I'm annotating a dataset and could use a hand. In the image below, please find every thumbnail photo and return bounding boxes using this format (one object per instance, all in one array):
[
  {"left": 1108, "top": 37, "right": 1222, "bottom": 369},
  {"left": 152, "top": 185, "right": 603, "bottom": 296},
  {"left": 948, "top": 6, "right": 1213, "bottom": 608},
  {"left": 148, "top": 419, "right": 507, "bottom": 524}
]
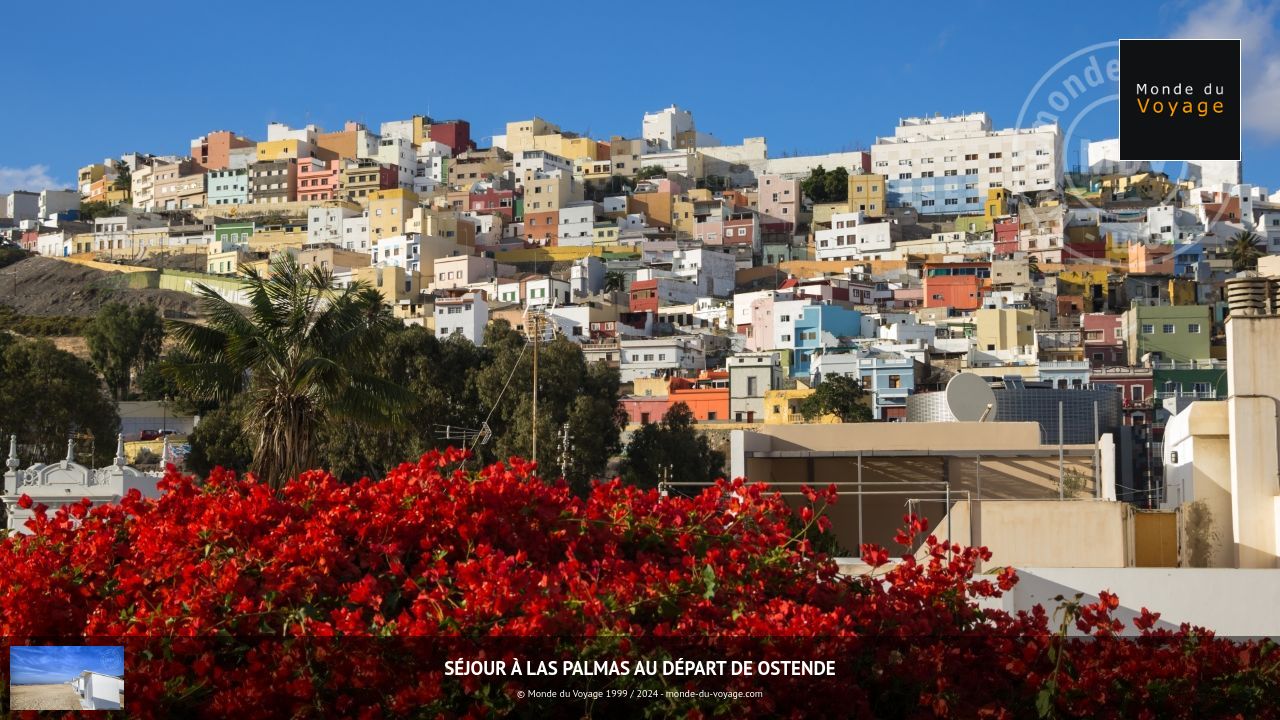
[{"left": 9, "top": 646, "right": 125, "bottom": 711}]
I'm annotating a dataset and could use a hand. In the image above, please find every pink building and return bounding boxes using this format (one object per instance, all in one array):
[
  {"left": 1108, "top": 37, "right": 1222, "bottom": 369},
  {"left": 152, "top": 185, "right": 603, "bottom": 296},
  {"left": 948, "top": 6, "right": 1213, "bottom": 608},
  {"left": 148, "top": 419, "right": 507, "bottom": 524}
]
[
  {"left": 1082, "top": 313, "right": 1126, "bottom": 367},
  {"left": 297, "top": 159, "right": 339, "bottom": 202},
  {"left": 757, "top": 174, "right": 800, "bottom": 232},
  {"left": 745, "top": 296, "right": 776, "bottom": 351},
  {"left": 1128, "top": 242, "right": 1175, "bottom": 274}
]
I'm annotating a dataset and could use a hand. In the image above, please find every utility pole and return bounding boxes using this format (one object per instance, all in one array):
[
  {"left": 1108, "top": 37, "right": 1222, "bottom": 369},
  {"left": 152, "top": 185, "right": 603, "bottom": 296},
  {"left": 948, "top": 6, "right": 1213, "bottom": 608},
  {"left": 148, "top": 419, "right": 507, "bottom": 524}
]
[
  {"left": 530, "top": 309, "right": 540, "bottom": 467},
  {"left": 559, "top": 422, "right": 571, "bottom": 479}
]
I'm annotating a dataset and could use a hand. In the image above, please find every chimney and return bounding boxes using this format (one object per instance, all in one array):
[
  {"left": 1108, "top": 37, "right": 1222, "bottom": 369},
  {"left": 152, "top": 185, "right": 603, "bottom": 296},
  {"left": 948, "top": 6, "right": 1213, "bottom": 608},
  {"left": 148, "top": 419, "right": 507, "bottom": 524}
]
[{"left": 1224, "top": 274, "right": 1276, "bottom": 317}]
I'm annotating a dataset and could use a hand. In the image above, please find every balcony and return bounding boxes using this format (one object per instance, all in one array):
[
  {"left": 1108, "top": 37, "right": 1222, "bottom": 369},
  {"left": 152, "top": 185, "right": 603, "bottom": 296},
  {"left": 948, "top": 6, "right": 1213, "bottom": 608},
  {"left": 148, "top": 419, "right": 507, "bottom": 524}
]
[
  {"left": 1151, "top": 359, "right": 1225, "bottom": 371},
  {"left": 1153, "top": 388, "right": 1219, "bottom": 400}
]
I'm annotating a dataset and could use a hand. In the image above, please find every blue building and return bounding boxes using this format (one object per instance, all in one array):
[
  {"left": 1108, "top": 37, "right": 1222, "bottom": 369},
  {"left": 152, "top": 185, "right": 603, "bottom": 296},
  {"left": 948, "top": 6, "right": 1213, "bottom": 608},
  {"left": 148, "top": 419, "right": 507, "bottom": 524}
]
[
  {"left": 885, "top": 173, "right": 983, "bottom": 214},
  {"left": 810, "top": 350, "right": 918, "bottom": 420},
  {"left": 792, "top": 304, "right": 863, "bottom": 377}
]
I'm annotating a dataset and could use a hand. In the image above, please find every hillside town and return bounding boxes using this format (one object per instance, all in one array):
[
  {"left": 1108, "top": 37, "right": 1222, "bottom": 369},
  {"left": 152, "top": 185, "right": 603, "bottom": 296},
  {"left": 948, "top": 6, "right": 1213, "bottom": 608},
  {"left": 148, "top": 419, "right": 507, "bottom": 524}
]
[{"left": 3, "top": 104, "right": 1280, "bottom": 582}]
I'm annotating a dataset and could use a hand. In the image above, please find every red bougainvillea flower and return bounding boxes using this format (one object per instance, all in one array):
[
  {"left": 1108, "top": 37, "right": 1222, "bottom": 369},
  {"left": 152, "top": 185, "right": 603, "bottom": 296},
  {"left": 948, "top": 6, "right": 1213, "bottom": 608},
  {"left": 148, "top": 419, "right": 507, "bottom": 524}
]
[{"left": 0, "top": 449, "right": 1274, "bottom": 719}]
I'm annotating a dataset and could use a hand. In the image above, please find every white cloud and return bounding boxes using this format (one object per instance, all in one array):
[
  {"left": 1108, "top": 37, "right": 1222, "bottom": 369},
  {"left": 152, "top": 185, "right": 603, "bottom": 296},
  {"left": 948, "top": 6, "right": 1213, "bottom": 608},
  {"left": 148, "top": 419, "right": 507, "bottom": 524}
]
[
  {"left": 1172, "top": 0, "right": 1280, "bottom": 140},
  {"left": 0, "top": 164, "right": 66, "bottom": 194}
]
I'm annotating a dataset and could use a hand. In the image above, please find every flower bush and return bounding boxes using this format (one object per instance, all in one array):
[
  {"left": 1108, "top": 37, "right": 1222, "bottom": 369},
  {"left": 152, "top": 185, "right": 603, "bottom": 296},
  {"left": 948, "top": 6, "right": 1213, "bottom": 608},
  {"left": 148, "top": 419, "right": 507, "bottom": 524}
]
[{"left": 0, "top": 449, "right": 1276, "bottom": 718}]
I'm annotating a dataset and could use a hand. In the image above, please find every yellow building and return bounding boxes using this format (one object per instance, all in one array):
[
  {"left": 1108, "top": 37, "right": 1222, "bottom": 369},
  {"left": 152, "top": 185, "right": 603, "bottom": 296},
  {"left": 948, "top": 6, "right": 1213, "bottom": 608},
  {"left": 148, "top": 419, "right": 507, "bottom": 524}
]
[
  {"left": 504, "top": 118, "right": 562, "bottom": 156},
  {"left": 763, "top": 384, "right": 840, "bottom": 425},
  {"left": 984, "top": 188, "right": 1012, "bottom": 220},
  {"left": 354, "top": 264, "right": 424, "bottom": 306},
  {"left": 593, "top": 223, "right": 620, "bottom": 245},
  {"left": 846, "top": 173, "right": 886, "bottom": 217},
  {"left": 368, "top": 188, "right": 419, "bottom": 241},
  {"left": 256, "top": 139, "right": 312, "bottom": 162},
  {"left": 1099, "top": 172, "right": 1174, "bottom": 202},
  {"left": 974, "top": 308, "right": 1043, "bottom": 352},
  {"left": 1056, "top": 267, "right": 1110, "bottom": 296},
  {"left": 248, "top": 223, "right": 308, "bottom": 254},
  {"left": 78, "top": 163, "right": 109, "bottom": 196}
]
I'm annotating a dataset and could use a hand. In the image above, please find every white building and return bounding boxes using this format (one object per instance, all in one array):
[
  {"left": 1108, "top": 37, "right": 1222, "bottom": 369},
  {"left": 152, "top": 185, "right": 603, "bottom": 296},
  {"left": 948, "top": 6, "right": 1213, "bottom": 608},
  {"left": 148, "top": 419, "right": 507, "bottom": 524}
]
[
  {"left": 73, "top": 671, "right": 124, "bottom": 710},
  {"left": 1085, "top": 139, "right": 1150, "bottom": 176},
  {"left": 308, "top": 204, "right": 361, "bottom": 246},
  {"left": 434, "top": 292, "right": 489, "bottom": 344},
  {"left": 814, "top": 215, "right": 899, "bottom": 261},
  {"left": 432, "top": 254, "right": 498, "bottom": 291},
  {"left": 1, "top": 435, "right": 161, "bottom": 534},
  {"left": 557, "top": 202, "right": 597, "bottom": 246},
  {"left": 38, "top": 189, "right": 80, "bottom": 219},
  {"left": 642, "top": 105, "right": 697, "bottom": 151},
  {"left": 619, "top": 335, "right": 707, "bottom": 382},
  {"left": 762, "top": 151, "right": 870, "bottom": 180},
  {"left": 92, "top": 213, "right": 166, "bottom": 253},
  {"left": 871, "top": 113, "right": 1061, "bottom": 215},
  {"left": 728, "top": 351, "right": 783, "bottom": 423},
  {"left": 671, "top": 247, "right": 736, "bottom": 298},
  {"left": 4, "top": 191, "right": 38, "bottom": 222},
  {"left": 341, "top": 212, "right": 371, "bottom": 253},
  {"left": 374, "top": 234, "right": 431, "bottom": 272},
  {"left": 369, "top": 136, "right": 417, "bottom": 189}
]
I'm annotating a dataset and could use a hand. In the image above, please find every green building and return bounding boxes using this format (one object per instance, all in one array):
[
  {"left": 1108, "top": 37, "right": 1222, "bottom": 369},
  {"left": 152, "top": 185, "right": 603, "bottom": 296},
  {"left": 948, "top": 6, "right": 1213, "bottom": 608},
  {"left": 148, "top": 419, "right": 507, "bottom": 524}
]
[
  {"left": 213, "top": 221, "right": 254, "bottom": 248},
  {"left": 1123, "top": 305, "right": 1212, "bottom": 365}
]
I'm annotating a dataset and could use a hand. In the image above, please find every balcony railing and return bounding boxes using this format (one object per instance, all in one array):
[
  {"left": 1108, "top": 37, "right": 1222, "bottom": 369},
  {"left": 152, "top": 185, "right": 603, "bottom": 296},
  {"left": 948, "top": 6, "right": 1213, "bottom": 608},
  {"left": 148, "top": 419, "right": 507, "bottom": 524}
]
[
  {"left": 1153, "top": 389, "right": 1218, "bottom": 400},
  {"left": 1151, "top": 359, "right": 1225, "bottom": 370}
]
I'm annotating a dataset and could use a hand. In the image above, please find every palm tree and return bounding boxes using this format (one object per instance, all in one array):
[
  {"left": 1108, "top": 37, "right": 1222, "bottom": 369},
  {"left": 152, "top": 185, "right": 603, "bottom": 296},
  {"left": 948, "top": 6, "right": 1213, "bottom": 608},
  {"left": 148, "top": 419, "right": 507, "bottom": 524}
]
[
  {"left": 165, "top": 254, "right": 409, "bottom": 488},
  {"left": 1227, "top": 230, "right": 1265, "bottom": 271}
]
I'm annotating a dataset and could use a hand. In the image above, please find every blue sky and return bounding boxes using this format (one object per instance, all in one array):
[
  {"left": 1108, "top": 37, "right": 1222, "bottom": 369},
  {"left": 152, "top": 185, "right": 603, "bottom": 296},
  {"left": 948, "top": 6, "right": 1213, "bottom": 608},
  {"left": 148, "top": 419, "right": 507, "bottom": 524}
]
[
  {"left": 2, "top": 0, "right": 1278, "bottom": 193},
  {"left": 10, "top": 646, "right": 124, "bottom": 684}
]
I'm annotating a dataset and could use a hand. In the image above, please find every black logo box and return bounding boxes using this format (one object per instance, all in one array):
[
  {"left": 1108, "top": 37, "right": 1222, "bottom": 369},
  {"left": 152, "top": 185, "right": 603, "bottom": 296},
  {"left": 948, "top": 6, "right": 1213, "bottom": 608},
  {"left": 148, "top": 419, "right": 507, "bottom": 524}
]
[{"left": 1119, "top": 39, "right": 1241, "bottom": 161}]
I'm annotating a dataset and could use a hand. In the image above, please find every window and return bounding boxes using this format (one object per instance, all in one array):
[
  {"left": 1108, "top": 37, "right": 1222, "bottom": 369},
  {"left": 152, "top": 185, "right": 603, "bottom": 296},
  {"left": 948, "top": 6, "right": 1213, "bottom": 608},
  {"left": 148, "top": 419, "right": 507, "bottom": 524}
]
[
  {"left": 964, "top": 154, "right": 978, "bottom": 161},
  {"left": 1194, "top": 382, "right": 1211, "bottom": 395},
  {"left": 944, "top": 169, "right": 957, "bottom": 176},
  {"left": 988, "top": 152, "right": 1002, "bottom": 159},
  {"left": 1162, "top": 324, "right": 1175, "bottom": 334},
  {"left": 888, "top": 375, "right": 901, "bottom": 388},
  {"left": 989, "top": 167, "right": 1002, "bottom": 174},
  {"left": 707, "top": 412, "right": 717, "bottom": 421},
  {"left": 1114, "top": 327, "right": 1124, "bottom": 339},
  {"left": 1188, "top": 323, "right": 1202, "bottom": 333},
  {"left": 944, "top": 198, "right": 958, "bottom": 205},
  {"left": 898, "top": 173, "right": 911, "bottom": 180},
  {"left": 1132, "top": 386, "right": 1144, "bottom": 402},
  {"left": 921, "top": 199, "right": 935, "bottom": 207},
  {"left": 1141, "top": 324, "right": 1154, "bottom": 334},
  {"left": 920, "top": 171, "right": 934, "bottom": 178},
  {"left": 965, "top": 168, "right": 978, "bottom": 175}
]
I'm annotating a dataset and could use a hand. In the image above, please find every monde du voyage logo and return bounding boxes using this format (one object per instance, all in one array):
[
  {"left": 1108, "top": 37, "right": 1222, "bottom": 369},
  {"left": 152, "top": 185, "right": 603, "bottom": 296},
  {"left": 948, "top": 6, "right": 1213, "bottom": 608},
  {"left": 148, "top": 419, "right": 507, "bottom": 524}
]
[{"left": 1120, "top": 39, "right": 1241, "bottom": 161}]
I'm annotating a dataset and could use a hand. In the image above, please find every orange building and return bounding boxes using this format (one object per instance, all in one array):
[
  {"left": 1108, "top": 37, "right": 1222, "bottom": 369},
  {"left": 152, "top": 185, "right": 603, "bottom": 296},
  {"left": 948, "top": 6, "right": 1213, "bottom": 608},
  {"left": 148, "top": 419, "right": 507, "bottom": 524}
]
[
  {"left": 1128, "top": 242, "right": 1176, "bottom": 274},
  {"left": 524, "top": 210, "right": 559, "bottom": 245},
  {"left": 191, "top": 130, "right": 255, "bottom": 170},
  {"left": 922, "top": 261, "right": 990, "bottom": 310}
]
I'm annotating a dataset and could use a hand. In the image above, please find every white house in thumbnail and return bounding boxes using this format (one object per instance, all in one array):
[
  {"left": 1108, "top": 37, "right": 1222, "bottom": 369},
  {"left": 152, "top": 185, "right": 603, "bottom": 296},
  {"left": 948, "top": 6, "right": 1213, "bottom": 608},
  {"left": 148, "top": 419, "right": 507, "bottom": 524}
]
[
  {"left": 434, "top": 291, "right": 489, "bottom": 344},
  {"left": 73, "top": 670, "right": 124, "bottom": 710},
  {"left": 1, "top": 435, "right": 160, "bottom": 533}
]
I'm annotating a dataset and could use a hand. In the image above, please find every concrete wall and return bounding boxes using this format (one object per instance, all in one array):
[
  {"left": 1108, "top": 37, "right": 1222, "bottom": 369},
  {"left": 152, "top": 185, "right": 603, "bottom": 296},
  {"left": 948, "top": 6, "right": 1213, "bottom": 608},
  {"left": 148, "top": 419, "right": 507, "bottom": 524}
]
[
  {"left": 991, "top": 567, "right": 1280, "bottom": 636},
  {"left": 1226, "top": 314, "right": 1280, "bottom": 567},
  {"left": 932, "top": 499, "right": 1135, "bottom": 568},
  {"left": 1162, "top": 401, "right": 1234, "bottom": 567}
]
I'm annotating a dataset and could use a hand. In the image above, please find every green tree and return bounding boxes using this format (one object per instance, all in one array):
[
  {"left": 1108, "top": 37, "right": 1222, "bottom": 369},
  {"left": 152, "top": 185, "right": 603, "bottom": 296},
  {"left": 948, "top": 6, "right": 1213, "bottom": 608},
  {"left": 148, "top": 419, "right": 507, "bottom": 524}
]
[
  {"left": 165, "top": 254, "right": 409, "bottom": 488},
  {"left": 635, "top": 165, "right": 668, "bottom": 181},
  {"left": 471, "top": 320, "right": 624, "bottom": 493},
  {"left": 620, "top": 402, "right": 724, "bottom": 490},
  {"left": 85, "top": 302, "right": 165, "bottom": 400},
  {"left": 319, "top": 326, "right": 485, "bottom": 481},
  {"left": 1227, "top": 230, "right": 1265, "bottom": 271},
  {"left": 801, "top": 165, "right": 850, "bottom": 204},
  {"left": 603, "top": 271, "right": 626, "bottom": 294},
  {"left": 77, "top": 201, "right": 119, "bottom": 223},
  {"left": 112, "top": 160, "right": 132, "bottom": 192},
  {"left": 797, "top": 374, "right": 873, "bottom": 423},
  {"left": 0, "top": 333, "right": 119, "bottom": 465},
  {"left": 185, "top": 399, "right": 255, "bottom": 476}
]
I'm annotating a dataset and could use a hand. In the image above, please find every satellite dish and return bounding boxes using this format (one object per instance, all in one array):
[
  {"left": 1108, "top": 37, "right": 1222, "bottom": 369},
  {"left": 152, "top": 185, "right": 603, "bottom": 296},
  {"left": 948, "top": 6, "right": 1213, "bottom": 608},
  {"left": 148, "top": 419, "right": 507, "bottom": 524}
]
[{"left": 945, "top": 373, "right": 997, "bottom": 422}]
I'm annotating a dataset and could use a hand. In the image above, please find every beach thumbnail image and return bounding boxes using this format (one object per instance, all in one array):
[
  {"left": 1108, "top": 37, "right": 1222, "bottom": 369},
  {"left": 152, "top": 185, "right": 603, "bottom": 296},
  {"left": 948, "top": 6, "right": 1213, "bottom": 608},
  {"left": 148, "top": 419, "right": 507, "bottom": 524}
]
[{"left": 9, "top": 645, "right": 125, "bottom": 711}]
